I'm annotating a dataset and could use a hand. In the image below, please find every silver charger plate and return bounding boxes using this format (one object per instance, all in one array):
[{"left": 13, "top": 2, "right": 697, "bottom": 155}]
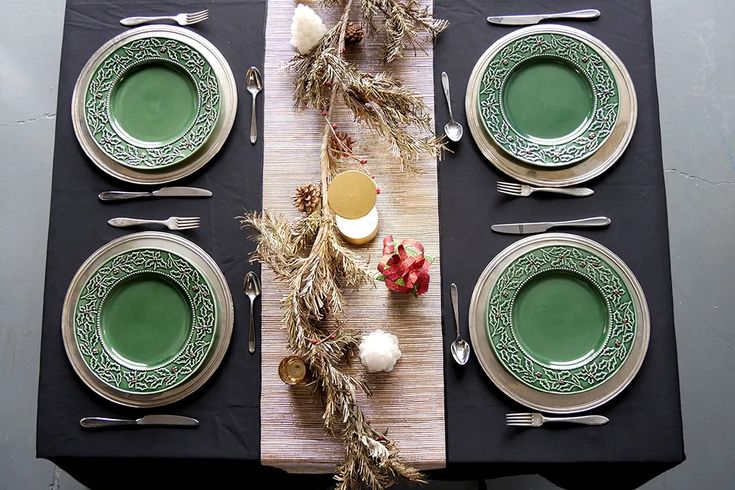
[
  {"left": 468, "top": 233, "right": 650, "bottom": 413},
  {"left": 62, "top": 232, "right": 234, "bottom": 408},
  {"left": 71, "top": 26, "right": 238, "bottom": 185},
  {"left": 465, "top": 25, "right": 638, "bottom": 187}
]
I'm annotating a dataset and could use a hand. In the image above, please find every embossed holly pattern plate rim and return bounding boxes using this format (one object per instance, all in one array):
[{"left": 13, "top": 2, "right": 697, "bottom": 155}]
[
  {"left": 465, "top": 25, "right": 638, "bottom": 187},
  {"left": 71, "top": 26, "right": 237, "bottom": 185},
  {"left": 72, "top": 247, "right": 217, "bottom": 395},
  {"left": 62, "top": 232, "right": 234, "bottom": 408},
  {"left": 83, "top": 36, "right": 221, "bottom": 170},
  {"left": 486, "top": 244, "right": 636, "bottom": 394},
  {"left": 477, "top": 32, "right": 620, "bottom": 167},
  {"left": 468, "top": 233, "right": 649, "bottom": 414}
]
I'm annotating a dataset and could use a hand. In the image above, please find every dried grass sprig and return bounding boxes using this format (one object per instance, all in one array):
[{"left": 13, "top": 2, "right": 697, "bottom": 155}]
[
  {"left": 287, "top": 2, "right": 446, "bottom": 171},
  {"left": 288, "top": 47, "right": 442, "bottom": 171},
  {"left": 361, "top": 0, "right": 448, "bottom": 62},
  {"left": 337, "top": 409, "right": 427, "bottom": 490},
  {"left": 243, "top": 209, "right": 424, "bottom": 489},
  {"left": 317, "top": 0, "right": 448, "bottom": 63}
]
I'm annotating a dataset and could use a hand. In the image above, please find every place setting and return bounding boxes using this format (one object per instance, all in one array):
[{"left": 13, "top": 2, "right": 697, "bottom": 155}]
[
  {"left": 61, "top": 230, "right": 235, "bottom": 414},
  {"left": 467, "top": 232, "right": 649, "bottom": 413},
  {"left": 36, "top": 1, "right": 683, "bottom": 488},
  {"left": 463, "top": 23, "right": 636, "bottom": 187},
  {"left": 58, "top": 7, "right": 262, "bottom": 427},
  {"left": 436, "top": 5, "right": 655, "bottom": 433},
  {"left": 71, "top": 22, "right": 239, "bottom": 184}
]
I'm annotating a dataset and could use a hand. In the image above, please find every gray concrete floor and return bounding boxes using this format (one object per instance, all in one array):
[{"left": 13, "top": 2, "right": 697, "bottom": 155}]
[{"left": 1, "top": 0, "right": 733, "bottom": 489}]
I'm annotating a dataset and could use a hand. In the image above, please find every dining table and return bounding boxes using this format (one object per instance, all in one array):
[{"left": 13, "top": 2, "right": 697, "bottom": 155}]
[{"left": 36, "top": 0, "right": 685, "bottom": 488}]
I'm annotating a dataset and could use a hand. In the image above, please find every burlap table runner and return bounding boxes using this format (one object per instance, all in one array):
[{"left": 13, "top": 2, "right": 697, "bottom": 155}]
[{"left": 260, "top": 0, "right": 446, "bottom": 473}]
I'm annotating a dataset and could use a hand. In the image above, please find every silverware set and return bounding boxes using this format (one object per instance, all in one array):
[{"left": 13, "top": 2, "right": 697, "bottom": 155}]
[
  {"left": 103, "top": 199, "right": 204, "bottom": 231},
  {"left": 101, "top": 186, "right": 210, "bottom": 232}
]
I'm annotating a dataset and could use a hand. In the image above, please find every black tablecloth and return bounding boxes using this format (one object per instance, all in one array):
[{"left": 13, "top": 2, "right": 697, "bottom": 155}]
[{"left": 37, "top": 0, "right": 684, "bottom": 488}]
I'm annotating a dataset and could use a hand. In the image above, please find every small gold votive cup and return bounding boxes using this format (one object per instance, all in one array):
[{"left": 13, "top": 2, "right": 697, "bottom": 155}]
[{"left": 278, "top": 356, "right": 308, "bottom": 386}]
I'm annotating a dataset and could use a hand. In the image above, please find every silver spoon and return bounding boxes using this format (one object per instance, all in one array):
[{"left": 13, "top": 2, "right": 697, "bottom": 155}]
[
  {"left": 246, "top": 66, "right": 263, "bottom": 144},
  {"left": 244, "top": 271, "right": 261, "bottom": 354},
  {"left": 441, "top": 71, "right": 463, "bottom": 142},
  {"left": 450, "top": 283, "right": 470, "bottom": 365}
]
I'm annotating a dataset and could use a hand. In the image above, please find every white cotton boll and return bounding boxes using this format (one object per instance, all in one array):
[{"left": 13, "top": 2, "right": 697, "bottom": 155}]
[
  {"left": 359, "top": 330, "right": 402, "bottom": 373},
  {"left": 290, "top": 4, "right": 328, "bottom": 55}
]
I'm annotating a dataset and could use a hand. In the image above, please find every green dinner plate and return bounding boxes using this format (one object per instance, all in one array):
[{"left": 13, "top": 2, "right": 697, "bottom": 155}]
[
  {"left": 84, "top": 36, "right": 220, "bottom": 170},
  {"left": 478, "top": 32, "right": 620, "bottom": 167},
  {"left": 100, "top": 273, "right": 192, "bottom": 368},
  {"left": 486, "top": 244, "right": 636, "bottom": 394},
  {"left": 73, "top": 248, "right": 217, "bottom": 394}
]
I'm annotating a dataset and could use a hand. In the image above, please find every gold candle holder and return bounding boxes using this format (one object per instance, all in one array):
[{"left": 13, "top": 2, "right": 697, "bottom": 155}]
[
  {"left": 278, "top": 356, "right": 308, "bottom": 386},
  {"left": 327, "top": 170, "right": 377, "bottom": 219},
  {"left": 335, "top": 206, "right": 380, "bottom": 245}
]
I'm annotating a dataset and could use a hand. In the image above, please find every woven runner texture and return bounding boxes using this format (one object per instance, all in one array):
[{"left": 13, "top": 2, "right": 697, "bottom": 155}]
[{"left": 260, "top": 0, "right": 446, "bottom": 473}]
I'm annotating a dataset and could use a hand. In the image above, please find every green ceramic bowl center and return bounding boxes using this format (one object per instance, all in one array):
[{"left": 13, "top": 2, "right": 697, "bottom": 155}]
[
  {"left": 109, "top": 61, "right": 198, "bottom": 145},
  {"left": 100, "top": 273, "right": 192, "bottom": 368},
  {"left": 502, "top": 57, "right": 594, "bottom": 141},
  {"left": 512, "top": 271, "right": 609, "bottom": 368}
]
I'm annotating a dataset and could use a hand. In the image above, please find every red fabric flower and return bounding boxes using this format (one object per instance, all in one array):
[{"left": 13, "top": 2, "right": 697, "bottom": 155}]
[{"left": 377, "top": 235, "right": 432, "bottom": 296}]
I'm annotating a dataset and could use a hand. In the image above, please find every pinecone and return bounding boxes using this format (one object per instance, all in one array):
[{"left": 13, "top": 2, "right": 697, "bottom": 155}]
[
  {"left": 344, "top": 22, "right": 364, "bottom": 45},
  {"left": 330, "top": 130, "right": 355, "bottom": 157},
  {"left": 293, "top": 183, "right": 322, "bottom": 215}
]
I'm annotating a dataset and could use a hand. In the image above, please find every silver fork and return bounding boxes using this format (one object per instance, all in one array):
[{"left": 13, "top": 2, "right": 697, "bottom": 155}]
[
  {"left": 120, "top": 9, "right": 209, "bottom": 27},
  {"left": 108, "top": 217, "right": 200, "bottom": 231},
  {"left": 497, "top": 181, "right": 594, "bottom": 197},
  {"left": 506, "top": 413, "right": 609, "bottom": 427}
]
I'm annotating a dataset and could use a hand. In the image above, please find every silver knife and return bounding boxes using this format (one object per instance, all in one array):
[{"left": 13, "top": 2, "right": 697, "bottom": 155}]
[
  {"left": 80, "top": 415, "right": 199, "bottom": 429},
  {"left": 491, "top": 216, "right": 611, "bottom": 235},
  {"left": 98, "top": 187, "right": 212, "bottom": 201},
  {"left": 487, "top": 9, "right": 601, "bottom": 26}
]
